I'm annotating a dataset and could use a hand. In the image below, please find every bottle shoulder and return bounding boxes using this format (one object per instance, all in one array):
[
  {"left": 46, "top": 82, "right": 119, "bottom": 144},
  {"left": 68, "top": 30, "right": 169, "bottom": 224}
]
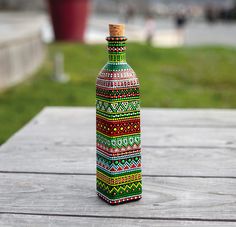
[
  {"left": 97, "top": 62, "right": 137, "bottom": 80},
  {"left": 102, "top": 62, "right": 134, "bottom": 71},
  {"left": 96, "top": 62, "right": 140, "bottom": 97}
]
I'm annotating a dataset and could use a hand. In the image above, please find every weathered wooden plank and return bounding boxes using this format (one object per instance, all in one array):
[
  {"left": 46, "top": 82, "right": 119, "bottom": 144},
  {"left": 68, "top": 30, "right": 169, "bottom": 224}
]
[
  {"left": 30, "top": 107, "right": 236, "bottom": 127},
  {"left": 10, "top": 126, "right": 236, "bottom": 148},
  {"left": 1, "top": 107, "right": 236, "bottom": 224},
  {"left": 9, "top": 125, "right": 236, "bottom": 147},
  {"left": 0, "top": 144, "right": 236, "bottom": 177},
  {"left": 0, "top": 214, "right": 235, "bottom": 227},
  {"left": 0, "top": 173, "right": 236, "bottom": 220},
  {"left": 5, "top": 108, "right": 236, "bottom": 148},
  {"left": 143, "top": 108, "right": 236, "bottom": 128}
]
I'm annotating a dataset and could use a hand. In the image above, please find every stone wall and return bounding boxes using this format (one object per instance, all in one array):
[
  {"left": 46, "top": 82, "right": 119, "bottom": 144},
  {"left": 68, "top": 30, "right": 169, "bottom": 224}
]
[
  {"left": 0, "top": 13, "right": 45, "bottom": 90},
  {"left": 0, "top": 33, "right": 45, "bottom": 90}
]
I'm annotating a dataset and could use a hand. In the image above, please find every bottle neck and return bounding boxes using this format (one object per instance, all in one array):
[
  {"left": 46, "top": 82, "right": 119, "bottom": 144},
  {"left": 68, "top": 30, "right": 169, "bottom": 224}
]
[{"left": 106, "top": 37, "right": 127, "bottom": 63}]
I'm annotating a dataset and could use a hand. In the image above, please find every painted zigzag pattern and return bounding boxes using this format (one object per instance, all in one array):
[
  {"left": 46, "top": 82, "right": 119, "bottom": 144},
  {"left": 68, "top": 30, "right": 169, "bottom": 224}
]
[
  {"left": 96, "top": 35, "right": 142, "bottom": 205},
  {"left": 96, "top": 99, "right": 140, "bottom": 113},
  {"left": 97, "top": 151, "right": 141, "bottom": 174},
  {"left": 97, "top": 179, "right": 142, "bottom": 196}
]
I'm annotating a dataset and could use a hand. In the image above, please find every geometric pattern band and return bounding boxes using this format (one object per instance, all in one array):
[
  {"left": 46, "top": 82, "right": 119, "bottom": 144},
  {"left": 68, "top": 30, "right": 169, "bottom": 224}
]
[
  {"left": 97, "top": 179, "right": 142, "bottom": 202},
  {"left": 96, "top": 99, "right": 140, "bottom": 113},
  {"left": 96, "top": 35, "right": 142, "bottom": 205},
  {"left": 97, "top": 150, "right": 141, "bottom": 174},
  {"left": 96, "top": 78, "right": 139, "bottom": 89},
  {"left": 97, "top": 170, "right": 142, "bottom": 186},
  {"left": 96, "top": 109, "right": 140, "bottom": 120},
  {"left": 96, "top": 87, "right": 140, "bottom": 99},
  {"left": 96, "top": 132, "right": 141, "bottom": 153},
  {"left": 96, "top": 117, "right": 140, "bottom": 136}
]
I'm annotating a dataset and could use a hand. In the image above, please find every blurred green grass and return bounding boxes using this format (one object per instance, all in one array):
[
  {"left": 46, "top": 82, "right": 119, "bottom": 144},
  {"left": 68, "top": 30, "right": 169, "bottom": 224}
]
[{"left": 0, "top": 43, "right": 236, "bottom": 144}]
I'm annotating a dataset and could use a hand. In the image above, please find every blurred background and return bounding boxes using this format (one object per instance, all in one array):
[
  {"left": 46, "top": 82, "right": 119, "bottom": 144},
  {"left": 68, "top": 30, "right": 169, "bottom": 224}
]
[{"left": 0, "top": 0, "right": 236, "bottom": 144}]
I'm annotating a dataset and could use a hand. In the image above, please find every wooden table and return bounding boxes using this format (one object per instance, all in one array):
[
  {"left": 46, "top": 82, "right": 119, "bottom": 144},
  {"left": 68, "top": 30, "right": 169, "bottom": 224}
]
[{"left": 0, "top": 107, "right": 236, "bottom": 226}]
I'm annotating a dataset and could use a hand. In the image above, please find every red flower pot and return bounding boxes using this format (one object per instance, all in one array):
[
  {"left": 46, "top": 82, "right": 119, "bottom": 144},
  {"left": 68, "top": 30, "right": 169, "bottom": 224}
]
[{"left": 47, "top": 0, "right": 90, "bottom": 42}]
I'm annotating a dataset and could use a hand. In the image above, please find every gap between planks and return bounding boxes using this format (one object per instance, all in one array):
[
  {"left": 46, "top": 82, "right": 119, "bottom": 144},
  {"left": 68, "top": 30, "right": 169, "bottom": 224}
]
[
  {"left": 0, "top": 171, "right": 236, "bottom": 179},
  {"left": 1, "top": 212, "right": 236, "bottom": 223}
]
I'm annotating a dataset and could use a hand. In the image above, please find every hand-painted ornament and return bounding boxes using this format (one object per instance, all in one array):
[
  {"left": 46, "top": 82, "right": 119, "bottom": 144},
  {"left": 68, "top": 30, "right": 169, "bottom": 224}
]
[{"left": 96, "top": 24, "right": 142, "bottom": 205}]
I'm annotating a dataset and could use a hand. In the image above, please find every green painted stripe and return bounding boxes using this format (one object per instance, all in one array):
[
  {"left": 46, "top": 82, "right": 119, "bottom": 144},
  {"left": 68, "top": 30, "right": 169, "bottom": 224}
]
[
  {"left": 96, "top": 131, "right": 140, "bottom": 140},
  {"left": 97, "top": 150, "right": 141, "bottom": 161},
  {"left": 108, "top": 43, "right": 126, "bottom": 47},
  {"left": 97, "top": 187, "right": 142, "bottom": 200},
  {"left": 96, "top": 111, "right": 140, "bottom": 120},
  {"left": 103, "top": 63, "right": 131, "bottom": 71},
  {"left": 96, "top": 107, "right": 140, "bottom": 115},
  {"left": 97, "top": 179, "right": 142, "bottom": 199},
  {"left": 108, "top": 53, "right": 126, "bottom": 62},
  {"left": 96, "top": 96, "right": 139, "bottom": 103},
  {"left": 96, "top": 87, "right": 140, "bottom": 94},
  {"left": 96, "top": 131, "right": 141, "bottom": 147},
  {"left": 96, "top": 97, "right": 139, "bottom": 103}
]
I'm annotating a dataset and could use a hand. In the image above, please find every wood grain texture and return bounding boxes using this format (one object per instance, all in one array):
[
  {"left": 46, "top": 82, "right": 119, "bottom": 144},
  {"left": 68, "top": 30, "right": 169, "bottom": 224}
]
[
  {"left": 0, "top": 173, "right": 236, "bottom": 221},
  {"left": 4, "top": 107, "right": 236, "bottom": 148},
  {"left": 0, "top": 144, "right": 236, "bottom": 177},
  {"left": 30, "top": 107, "right": 236, "bottom": 127},
  {"left": 1, "top": 107, "right": 236, "bottom": 225},
  {"left": 1, "top": 214, "right": 236, "bottom": 227}
]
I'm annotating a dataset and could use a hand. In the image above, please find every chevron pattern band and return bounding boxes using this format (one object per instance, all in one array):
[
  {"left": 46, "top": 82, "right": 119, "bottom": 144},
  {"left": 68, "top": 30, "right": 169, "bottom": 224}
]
[{"left": 96, "top": 34, "right": 142, "bottom": 205}]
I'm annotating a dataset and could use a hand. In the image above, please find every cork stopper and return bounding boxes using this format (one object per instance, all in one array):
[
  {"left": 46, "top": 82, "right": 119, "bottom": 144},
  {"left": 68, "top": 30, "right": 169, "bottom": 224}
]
[{"left": 109, "top": 24, "right": 125, "bottom": 37}]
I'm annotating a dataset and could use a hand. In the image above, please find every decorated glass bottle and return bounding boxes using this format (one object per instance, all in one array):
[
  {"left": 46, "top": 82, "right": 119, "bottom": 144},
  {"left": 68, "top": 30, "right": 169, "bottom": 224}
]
[{"left": 96, "top": 24, "right": 142, "bottom": 205}]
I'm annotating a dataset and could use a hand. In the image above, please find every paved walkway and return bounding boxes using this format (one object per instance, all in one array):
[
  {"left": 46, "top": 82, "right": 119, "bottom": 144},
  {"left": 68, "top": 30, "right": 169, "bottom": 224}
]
[
  {"left": 86, "top": 15, "right": 236, "bottom": 47},
  {"left": 1, "top": 12, "right": 236, "bottom": 47}
]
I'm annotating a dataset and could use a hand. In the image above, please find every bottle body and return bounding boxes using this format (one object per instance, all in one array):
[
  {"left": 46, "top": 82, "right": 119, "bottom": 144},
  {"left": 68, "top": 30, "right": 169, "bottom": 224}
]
[{"left": 96, "top": 36, "right": 142, "bottom": 205}]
